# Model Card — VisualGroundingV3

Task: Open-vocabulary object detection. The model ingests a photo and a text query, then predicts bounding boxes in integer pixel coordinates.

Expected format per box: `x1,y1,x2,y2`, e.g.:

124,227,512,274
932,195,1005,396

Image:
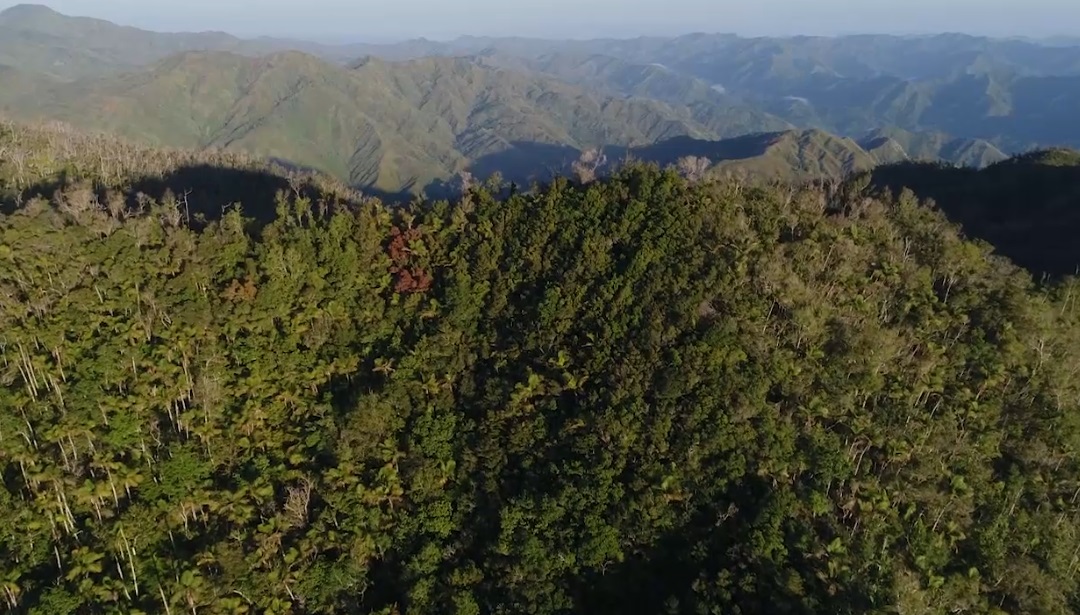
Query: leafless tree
284,478,313,529
572,148,607,183
455,170,475,193
676,156,712,183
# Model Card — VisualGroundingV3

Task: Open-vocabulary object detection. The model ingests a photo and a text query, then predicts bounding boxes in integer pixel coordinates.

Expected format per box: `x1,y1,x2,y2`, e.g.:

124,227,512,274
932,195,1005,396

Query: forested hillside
2,120,1080,614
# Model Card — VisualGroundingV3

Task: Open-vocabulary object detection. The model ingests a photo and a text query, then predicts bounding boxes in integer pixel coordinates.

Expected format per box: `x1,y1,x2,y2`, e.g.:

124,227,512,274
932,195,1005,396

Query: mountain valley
3,4,1079,193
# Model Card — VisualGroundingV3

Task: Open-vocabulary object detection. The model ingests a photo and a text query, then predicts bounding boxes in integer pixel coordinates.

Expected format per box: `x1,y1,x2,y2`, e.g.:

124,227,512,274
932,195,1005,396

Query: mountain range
0,50,797,193
1,4,1079,193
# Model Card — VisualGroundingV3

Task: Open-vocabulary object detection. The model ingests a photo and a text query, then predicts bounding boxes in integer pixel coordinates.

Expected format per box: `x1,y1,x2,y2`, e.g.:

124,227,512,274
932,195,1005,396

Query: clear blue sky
4,0,1079,41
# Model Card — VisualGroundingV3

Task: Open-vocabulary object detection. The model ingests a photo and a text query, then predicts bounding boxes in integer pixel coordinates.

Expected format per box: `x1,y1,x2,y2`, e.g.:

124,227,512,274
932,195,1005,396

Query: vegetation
0,119,362,222
4,5,1080,198
0,3,374,80
2,119,1080,615
0,53,907,195
868,151,1080,278
858,127,1007,168
0,50,792,195
2,9,1080,613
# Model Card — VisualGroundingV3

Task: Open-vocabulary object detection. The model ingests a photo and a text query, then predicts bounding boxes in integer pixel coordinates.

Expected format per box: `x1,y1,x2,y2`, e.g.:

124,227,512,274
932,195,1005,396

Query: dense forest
1,120,1080,614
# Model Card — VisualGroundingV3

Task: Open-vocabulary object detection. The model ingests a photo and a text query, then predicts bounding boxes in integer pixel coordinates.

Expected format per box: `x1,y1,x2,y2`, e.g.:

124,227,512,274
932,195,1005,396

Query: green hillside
473,51,793,137
625,129,887,183
2,120,1080,613
859,127,1008,168
0,51,796,194
346,55,722,153
0,4,268,79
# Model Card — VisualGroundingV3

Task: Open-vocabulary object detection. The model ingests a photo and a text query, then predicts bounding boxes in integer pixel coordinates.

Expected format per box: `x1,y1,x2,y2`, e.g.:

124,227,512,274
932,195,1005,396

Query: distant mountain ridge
0,49,793,193
393,32,1080,153
0,4,1075,192
0,4,264,78
0,3,404,79
1,43,1011,194
857,127,1007,167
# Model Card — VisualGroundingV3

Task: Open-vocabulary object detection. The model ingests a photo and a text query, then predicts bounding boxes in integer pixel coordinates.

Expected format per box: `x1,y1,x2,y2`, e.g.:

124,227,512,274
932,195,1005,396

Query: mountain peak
0,3,61,23
1,3,58,14
254,49,332,72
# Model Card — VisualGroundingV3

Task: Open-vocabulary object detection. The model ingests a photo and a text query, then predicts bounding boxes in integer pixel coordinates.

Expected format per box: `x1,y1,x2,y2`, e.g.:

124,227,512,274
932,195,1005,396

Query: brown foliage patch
388,225,433,294
222,279,258,302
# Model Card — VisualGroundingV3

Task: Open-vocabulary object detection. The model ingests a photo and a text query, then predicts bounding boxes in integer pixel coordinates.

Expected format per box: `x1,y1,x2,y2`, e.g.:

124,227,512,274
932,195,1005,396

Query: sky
4,0,1080,42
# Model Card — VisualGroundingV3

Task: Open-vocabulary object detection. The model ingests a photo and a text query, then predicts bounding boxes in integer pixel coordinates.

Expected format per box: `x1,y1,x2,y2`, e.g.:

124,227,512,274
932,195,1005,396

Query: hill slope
449,32,1080,153
622,129,876,181
0,4,274,78
2,128,1080,613
0,3,413,79
0,118,362,220
0,51,799,193
472,51,792,137
868,149,1080,276
858,127,1008,167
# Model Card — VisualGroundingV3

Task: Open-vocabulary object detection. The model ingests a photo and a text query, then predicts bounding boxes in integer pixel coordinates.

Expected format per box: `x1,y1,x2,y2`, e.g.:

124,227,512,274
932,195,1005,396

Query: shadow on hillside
443,134,784,196
565,478,844,613
266,157,418,205
627,132,782,167
130,165,316,223
867,157,1080,278
5,164,362,223
359,185,421,205
464,141,582,188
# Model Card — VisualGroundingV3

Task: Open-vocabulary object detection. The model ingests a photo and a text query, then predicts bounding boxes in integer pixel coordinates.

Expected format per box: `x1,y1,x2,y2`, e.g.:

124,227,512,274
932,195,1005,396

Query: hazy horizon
1,0,1079,43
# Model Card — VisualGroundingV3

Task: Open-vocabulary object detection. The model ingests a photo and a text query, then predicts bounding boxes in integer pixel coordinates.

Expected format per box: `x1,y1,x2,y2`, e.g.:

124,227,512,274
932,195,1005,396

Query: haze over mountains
2,3,1080,193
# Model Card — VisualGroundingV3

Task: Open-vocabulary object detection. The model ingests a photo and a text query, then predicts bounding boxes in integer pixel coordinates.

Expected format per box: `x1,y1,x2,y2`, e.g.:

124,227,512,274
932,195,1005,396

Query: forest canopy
1,121,1080,614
